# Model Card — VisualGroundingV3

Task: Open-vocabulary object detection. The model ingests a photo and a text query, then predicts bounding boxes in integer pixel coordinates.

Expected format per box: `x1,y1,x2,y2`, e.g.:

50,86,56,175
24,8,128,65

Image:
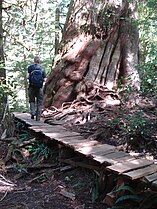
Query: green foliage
65,175,73,181
147,0,157,9
72,182,85,190
108,185,157,209
15,126,51,161
139,63,157,98
0,76,17,116
3,0,70,111
107,108,150,148
108,185,141,209
29,142,51,160
17,130,33,142
101,5,115,30
116,76,134,103
123,111,147,137
115,194,141,204
15,121,27,132
91,174,99,203
138,1,157,96
14,164,28,174
114,185,135,194
0,76,16,97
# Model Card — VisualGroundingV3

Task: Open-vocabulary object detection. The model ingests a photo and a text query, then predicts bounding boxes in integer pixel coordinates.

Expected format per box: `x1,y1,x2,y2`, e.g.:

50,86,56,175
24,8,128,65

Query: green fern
114,185,135,194
115,194,141,204
18,130,33,141
91,175,99,203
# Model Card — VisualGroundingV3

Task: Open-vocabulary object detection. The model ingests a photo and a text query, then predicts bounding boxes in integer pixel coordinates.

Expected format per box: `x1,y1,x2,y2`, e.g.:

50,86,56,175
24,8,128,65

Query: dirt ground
0,168,107,209
0,135,108,209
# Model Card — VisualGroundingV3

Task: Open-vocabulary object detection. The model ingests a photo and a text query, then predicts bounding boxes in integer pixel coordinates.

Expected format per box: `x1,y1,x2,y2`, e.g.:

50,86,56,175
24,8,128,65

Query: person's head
34,56,40,64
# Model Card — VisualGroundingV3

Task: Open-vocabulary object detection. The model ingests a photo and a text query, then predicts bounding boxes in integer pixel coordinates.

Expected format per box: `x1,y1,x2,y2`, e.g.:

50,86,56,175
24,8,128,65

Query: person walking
28,56,46,121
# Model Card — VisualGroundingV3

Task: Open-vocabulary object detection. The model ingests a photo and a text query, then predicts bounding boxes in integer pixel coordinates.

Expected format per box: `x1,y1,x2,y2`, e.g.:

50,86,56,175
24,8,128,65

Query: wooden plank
29,126,80,138
29,125,66,132
107,159,154,174
123,164,157,180
20,120,45,126
93,155,120,165
71,140,99,148
92,151,133,164
13,112,30,118
76,144,115,155
14,112,46,126
57,136,91,145
45,120,64,125
152,179,157,187
101,151,130,159
57,135,86,143
56,136,101,151
45,131,80,137
144,172,157,182
43,131,81,140
30,125,63,129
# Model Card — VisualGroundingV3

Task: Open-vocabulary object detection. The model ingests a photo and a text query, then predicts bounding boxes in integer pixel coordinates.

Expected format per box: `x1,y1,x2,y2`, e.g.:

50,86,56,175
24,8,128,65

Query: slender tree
44,0,140,108
0,0,7,119
54,4,60,55
3,0,62,110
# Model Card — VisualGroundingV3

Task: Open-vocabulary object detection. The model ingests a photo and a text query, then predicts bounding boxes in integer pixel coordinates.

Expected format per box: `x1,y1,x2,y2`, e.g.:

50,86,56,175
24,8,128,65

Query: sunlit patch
108,0,122,8
0,175,16,193
106,81,114,90
0,185,15,193
127,52,134,63
79,141,98,147
64,34,92,62
77,146,93,155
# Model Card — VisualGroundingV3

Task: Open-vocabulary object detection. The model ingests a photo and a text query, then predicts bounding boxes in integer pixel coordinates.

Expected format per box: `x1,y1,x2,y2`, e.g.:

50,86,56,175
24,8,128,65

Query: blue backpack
30,64,44,88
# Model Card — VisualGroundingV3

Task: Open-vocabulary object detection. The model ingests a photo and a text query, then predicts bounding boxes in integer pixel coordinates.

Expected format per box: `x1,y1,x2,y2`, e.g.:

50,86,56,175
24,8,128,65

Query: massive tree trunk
44,0,140,108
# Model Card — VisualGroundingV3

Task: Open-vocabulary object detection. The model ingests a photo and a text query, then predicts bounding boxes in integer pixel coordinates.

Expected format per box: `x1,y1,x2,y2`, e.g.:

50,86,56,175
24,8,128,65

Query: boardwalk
14,112,157,190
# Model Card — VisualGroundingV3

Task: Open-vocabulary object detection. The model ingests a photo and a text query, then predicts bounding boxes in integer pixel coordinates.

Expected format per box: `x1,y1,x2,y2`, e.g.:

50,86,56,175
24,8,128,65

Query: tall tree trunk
0,0,7,119
54,5,60,55
44,0,140,108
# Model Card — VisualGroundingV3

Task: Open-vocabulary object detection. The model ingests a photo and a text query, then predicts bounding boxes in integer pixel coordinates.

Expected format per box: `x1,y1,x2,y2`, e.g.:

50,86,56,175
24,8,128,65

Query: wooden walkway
13,112,157,189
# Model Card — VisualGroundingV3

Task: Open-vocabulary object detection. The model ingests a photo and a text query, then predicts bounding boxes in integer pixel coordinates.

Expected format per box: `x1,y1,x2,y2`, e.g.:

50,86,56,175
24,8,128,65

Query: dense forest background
0,1,157,208
0,0,157,116
0,0,69,117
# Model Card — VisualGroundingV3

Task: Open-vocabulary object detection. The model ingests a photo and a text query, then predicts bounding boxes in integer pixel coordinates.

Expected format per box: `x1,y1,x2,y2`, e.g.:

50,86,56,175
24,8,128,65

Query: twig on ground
0,191,8,202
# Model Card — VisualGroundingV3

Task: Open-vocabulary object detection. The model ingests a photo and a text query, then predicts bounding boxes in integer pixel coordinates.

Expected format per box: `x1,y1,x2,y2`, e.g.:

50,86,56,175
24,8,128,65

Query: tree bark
44,0,140,108
0,0,7,119
54,5,60,55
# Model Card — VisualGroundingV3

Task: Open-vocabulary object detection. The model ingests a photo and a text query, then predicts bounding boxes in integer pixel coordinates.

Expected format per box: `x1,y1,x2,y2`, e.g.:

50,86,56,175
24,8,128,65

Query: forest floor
0,94,157,209
0,135,107,209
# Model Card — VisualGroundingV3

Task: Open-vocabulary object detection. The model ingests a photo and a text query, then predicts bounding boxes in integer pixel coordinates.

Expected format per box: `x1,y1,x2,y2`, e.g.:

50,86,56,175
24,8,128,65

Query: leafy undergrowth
0,127,107,209
61,96,157,161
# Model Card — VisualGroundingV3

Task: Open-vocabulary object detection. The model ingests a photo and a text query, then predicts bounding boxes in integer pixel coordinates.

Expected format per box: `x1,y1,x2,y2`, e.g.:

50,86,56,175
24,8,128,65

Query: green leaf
115,194,141,204
114,185,135,194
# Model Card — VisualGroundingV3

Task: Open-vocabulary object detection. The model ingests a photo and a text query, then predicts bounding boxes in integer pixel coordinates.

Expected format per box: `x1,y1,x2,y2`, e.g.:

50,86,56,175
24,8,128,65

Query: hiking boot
31,115,35,119
36,115,40,121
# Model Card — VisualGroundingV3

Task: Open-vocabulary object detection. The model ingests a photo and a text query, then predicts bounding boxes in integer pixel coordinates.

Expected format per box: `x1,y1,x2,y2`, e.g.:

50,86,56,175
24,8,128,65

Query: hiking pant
28,86,44,116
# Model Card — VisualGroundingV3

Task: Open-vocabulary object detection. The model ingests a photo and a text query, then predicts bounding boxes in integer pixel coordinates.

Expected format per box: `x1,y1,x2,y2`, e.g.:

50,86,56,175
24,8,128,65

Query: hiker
28,56,46,121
